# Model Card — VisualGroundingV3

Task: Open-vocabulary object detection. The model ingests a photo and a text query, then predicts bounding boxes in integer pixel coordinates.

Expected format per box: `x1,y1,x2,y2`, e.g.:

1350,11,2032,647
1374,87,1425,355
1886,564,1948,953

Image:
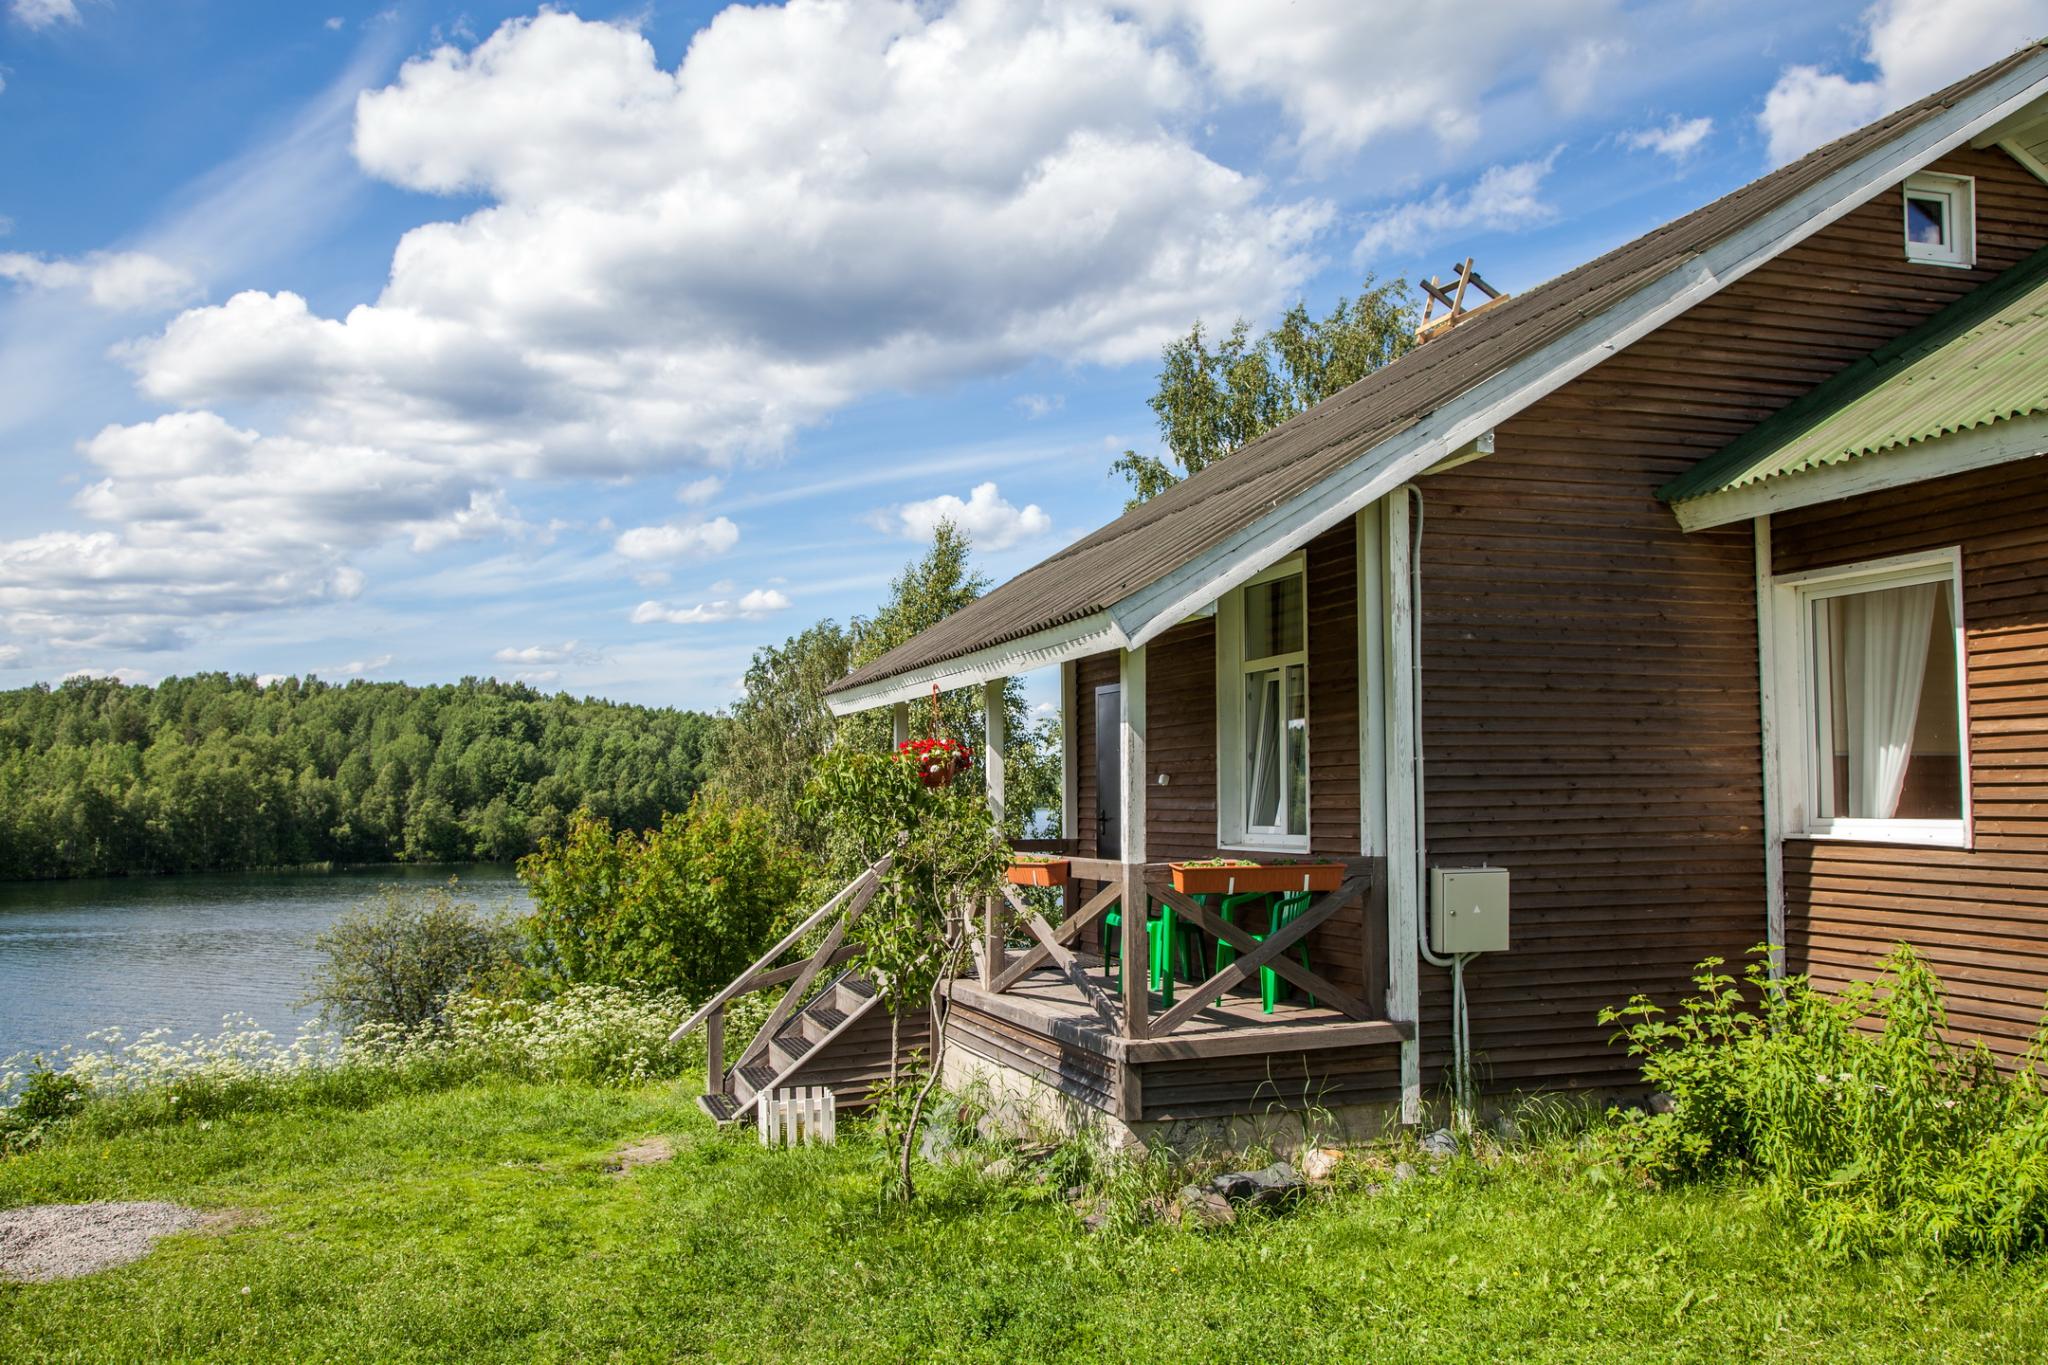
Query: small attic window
1902,173,1974,267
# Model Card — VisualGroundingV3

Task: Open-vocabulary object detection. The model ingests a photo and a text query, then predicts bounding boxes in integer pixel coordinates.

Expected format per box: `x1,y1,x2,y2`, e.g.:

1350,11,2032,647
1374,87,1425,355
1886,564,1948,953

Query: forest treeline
0,674,714,880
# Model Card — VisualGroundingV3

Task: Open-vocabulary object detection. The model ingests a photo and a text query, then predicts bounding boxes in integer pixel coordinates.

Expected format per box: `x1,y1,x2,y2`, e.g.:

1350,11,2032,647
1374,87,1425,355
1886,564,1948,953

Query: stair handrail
669,833,907,1045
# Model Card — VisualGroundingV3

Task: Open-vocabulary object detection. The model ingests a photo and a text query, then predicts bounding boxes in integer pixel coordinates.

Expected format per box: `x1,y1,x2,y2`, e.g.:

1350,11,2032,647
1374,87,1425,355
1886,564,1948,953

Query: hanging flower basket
897,683,974,788
899,736,973,788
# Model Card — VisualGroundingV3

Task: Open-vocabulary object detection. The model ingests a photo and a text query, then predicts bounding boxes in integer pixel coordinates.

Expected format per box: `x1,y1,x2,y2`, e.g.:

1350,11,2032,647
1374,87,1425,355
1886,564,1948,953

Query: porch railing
980,854,1379,1044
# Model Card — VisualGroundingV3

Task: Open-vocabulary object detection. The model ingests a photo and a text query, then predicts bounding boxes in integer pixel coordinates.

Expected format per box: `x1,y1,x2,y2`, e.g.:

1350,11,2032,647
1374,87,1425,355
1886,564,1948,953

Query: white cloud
1013,393,1064,419
0,250,200,311
62,666,150,685
325,16,343,31
630,587,791,625
1127,0,1623,162
513,669,560,686
1621,114,1714,162
1355,152,1561,261
1544,37,1629,114
875,480,1053,551
613,516,740,562
120,6,1319,486
677,475,724,505
0,411,493,656
493,640,582,665
1758,0,2048,166
10,0,80,31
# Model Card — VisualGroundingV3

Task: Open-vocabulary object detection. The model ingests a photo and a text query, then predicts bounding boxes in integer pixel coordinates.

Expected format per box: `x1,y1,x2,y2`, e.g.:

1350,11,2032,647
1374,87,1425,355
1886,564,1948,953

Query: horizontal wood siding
1415,147,2048,1095
1774,457,2048,1062
1138,1044,1401,1123
945,1000,1117,1113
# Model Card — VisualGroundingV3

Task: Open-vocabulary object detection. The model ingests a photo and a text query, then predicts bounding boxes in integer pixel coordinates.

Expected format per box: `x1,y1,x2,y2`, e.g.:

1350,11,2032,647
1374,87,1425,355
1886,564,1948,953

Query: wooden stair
696,969,887,1125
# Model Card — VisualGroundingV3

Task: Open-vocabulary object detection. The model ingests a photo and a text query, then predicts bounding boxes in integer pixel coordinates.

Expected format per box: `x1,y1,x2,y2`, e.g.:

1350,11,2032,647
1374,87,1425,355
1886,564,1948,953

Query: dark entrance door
1094,685,1121,859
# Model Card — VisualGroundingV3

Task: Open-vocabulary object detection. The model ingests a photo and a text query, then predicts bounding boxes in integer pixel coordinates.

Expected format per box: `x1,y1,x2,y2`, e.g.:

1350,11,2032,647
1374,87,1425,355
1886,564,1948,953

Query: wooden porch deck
947,964,1409,1064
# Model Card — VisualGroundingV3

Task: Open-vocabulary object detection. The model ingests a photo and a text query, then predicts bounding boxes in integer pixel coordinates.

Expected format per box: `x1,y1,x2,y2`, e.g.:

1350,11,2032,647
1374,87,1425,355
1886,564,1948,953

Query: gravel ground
0,1202,204,1283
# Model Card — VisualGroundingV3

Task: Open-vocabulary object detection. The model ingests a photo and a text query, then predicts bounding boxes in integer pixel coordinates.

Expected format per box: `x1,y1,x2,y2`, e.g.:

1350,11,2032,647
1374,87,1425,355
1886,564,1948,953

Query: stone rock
981,1157,1016,1182
1393,1161,1419,1183
1300,1147,1344,1182
1420,1128,1460,1160
1648,1092,1678,1116
1208,1161,1305,1209
1364,1182,1386,1197
1063,1186,1085,1203
1172,1190,1237,1228
1080,1210,1109,1235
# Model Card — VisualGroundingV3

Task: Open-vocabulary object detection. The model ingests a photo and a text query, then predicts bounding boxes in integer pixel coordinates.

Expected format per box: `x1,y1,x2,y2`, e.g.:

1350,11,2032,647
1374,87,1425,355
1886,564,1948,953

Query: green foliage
517,797,805,1001
1599,945,2048,1261
0,673,716,879
703,620,855,851
1115,278,1415,507
302,887,524,1031
801,749,1006,1016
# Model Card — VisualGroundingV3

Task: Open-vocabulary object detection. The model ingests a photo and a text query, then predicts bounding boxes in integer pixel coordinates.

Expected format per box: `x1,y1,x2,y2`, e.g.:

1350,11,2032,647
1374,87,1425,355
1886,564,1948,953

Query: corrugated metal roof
1660,243,2048,505
829,43,2048,698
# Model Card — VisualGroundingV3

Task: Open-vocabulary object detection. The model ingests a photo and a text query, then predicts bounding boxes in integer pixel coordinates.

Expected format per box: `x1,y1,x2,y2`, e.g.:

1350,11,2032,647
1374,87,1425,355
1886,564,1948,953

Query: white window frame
1902,173,1975,269
1216,553,1311,852
1767,547,1970,849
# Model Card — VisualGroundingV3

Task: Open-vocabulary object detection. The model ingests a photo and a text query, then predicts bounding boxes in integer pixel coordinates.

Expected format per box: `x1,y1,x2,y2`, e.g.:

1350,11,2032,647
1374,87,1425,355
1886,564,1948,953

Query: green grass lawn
4,1081,2046,1363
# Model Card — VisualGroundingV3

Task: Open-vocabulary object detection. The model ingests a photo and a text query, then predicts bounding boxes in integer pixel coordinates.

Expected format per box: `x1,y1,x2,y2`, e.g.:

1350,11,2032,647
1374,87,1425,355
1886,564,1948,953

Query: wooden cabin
702,44,2048,1144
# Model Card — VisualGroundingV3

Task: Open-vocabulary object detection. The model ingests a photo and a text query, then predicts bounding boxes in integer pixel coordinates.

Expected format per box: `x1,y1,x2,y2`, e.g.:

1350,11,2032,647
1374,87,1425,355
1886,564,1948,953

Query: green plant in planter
801,749,1007,1200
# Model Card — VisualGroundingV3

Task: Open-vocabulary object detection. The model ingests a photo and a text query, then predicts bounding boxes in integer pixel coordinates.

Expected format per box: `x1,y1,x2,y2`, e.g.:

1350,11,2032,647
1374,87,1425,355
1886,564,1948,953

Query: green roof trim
1658,242,2048,506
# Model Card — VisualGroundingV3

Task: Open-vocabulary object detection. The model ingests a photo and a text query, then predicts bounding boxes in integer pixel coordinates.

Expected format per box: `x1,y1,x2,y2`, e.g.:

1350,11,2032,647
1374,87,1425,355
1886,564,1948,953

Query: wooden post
1059,660,1078,843
982,893,1003,989
1118,646,1149,1041
705,1004,725,1096
1383,490,1422,1125
891,701,910,749
982,677,1007,830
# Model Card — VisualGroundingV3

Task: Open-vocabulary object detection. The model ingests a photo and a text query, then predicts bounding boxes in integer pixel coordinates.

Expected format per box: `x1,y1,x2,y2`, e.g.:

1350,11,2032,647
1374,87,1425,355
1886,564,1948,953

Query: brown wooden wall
1415,145,2048,1095
1775,457,2048,1062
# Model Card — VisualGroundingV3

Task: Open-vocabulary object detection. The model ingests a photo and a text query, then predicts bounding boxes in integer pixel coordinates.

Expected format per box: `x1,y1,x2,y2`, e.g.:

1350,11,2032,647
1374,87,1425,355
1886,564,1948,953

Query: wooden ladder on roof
673,838,925,1125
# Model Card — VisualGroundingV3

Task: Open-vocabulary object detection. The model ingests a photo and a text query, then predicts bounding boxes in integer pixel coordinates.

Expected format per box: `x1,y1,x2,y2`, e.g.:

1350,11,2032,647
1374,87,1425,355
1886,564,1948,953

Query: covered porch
950,852,1406,1130
826,495,1433,1133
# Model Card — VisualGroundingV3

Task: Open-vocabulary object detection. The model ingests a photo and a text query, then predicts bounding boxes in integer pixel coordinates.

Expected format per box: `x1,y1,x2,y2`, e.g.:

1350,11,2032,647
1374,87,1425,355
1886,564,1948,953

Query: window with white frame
1773,550,1969,846
1902,173,1974,268
1217,556,1310,849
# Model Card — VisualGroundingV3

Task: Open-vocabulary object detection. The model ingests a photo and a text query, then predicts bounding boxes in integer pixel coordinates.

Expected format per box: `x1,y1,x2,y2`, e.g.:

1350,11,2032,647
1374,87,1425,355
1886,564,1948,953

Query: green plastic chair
1213,890,1318,1014
1104,896,1206,1003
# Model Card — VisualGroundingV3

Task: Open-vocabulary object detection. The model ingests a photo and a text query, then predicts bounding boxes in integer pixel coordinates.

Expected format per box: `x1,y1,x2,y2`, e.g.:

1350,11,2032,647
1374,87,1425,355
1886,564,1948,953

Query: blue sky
1,0,2043,713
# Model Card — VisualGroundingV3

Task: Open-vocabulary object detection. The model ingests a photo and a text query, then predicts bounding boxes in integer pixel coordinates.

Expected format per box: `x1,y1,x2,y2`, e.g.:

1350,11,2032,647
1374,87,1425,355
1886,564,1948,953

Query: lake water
0,866,529,1065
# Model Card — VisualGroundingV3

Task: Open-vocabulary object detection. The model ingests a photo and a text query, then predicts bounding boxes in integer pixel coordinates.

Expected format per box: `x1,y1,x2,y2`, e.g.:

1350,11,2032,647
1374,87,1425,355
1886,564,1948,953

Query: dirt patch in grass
606,1136,675,1176
0,1201,244,1283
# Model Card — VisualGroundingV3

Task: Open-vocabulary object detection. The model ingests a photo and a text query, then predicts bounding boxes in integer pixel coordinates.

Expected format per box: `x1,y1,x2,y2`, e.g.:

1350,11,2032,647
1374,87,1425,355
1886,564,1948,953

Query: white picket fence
757,1086,837,1147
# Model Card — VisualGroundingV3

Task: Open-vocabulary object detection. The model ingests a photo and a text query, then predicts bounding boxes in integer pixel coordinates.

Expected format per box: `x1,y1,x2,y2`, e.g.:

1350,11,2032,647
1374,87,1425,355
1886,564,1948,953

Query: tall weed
1600,945,2048,1261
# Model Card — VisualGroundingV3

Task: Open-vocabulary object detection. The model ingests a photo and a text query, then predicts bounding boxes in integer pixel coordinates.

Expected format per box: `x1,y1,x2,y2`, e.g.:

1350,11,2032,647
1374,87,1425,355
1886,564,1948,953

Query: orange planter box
1169,861,1344,896
1007,858,1070,888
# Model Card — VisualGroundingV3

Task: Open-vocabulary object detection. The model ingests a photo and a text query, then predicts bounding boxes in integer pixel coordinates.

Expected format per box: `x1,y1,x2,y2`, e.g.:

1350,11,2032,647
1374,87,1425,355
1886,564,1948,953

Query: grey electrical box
1430,866,1510,954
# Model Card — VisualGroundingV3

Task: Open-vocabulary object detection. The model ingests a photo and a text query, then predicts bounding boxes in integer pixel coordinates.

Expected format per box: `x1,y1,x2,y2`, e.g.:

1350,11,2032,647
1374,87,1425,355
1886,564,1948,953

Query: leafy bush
517,795,805,1000
303,886,525,1030
1599,945,2048,1261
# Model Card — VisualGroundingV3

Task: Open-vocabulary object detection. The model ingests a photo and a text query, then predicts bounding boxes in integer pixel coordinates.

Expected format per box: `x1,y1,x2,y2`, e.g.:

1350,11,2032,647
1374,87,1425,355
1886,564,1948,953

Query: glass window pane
1906,195,1947,246
1285,663,1308,838
1243,571,1304,659
1244,668,1283,830
1811,582,1959,821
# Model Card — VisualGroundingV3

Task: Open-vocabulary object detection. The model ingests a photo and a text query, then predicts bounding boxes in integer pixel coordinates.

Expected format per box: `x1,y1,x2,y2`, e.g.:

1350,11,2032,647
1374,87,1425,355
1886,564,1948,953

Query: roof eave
825,611,1127,715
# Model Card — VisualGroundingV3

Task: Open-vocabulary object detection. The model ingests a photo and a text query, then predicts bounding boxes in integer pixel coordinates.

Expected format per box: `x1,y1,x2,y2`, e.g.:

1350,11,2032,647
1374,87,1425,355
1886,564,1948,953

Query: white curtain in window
1844,583,1939,819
